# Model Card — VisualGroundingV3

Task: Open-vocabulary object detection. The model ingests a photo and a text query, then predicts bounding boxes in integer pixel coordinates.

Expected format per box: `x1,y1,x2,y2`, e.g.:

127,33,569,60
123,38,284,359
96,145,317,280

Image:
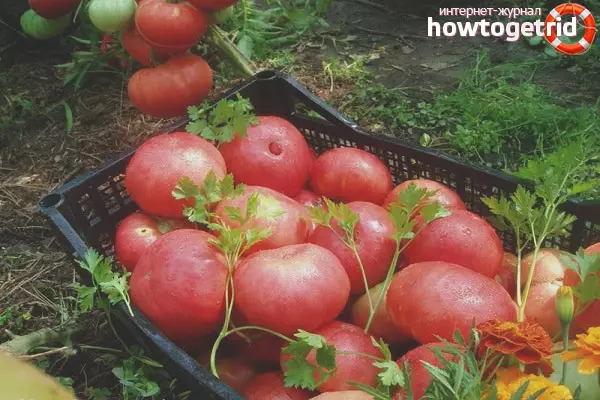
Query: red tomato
392,343,449,400
135,0,208,49
351,282,411,345
311,391,375,400
114,211,195,271
494,252,518,296
219,116,314,198
404,209,503,278
233,244,351,337
567,242,600,331
237,334,286,367
196,355,257,393
127,53,213,118
125,132,226,217
382,179,466,211
309,147,393,205
386,261,518,344
188,0,238,10
280,321,382,392
129,230,228,347
294,189,323,207
524,249,579,337
214,186,310,255
121,24,171,67
243,372,313,400
29,0,81,19
309,201,396,294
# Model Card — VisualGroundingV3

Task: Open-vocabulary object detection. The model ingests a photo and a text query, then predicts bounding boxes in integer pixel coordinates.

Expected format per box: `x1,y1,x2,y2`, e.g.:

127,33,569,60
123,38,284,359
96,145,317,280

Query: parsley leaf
282,330,337,390
186,94,259,144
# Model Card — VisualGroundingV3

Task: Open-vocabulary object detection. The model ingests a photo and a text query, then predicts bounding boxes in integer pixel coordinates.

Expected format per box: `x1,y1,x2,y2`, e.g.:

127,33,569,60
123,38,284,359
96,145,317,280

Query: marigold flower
555,286,575,326
561,326,600,374
476,319,553,376
490,367,573,400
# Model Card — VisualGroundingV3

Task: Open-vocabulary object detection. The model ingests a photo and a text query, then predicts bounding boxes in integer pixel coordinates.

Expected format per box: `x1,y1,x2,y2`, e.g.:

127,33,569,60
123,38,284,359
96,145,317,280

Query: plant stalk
560,324,570,386
205,24,256,78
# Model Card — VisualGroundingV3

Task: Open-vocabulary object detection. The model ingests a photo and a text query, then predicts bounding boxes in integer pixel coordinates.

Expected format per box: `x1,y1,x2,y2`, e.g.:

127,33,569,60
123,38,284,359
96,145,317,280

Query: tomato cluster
106,115,600,399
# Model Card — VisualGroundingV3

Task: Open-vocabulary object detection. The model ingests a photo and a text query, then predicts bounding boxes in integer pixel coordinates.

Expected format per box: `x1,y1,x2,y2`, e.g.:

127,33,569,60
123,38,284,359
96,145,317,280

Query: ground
1,0,599,398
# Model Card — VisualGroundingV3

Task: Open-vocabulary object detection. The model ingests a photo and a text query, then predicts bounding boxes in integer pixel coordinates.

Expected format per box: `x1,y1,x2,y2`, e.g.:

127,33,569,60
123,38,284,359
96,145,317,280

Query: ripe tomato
404,209,503,278
214,186,310,255
114,211,194,271
309,147,393,205
188,0,238,10
127,53,213,118
386,261,518,344
135,0,208,49
124,132,226,218
294,189,325,234
121,24,170,67
233,244,351,337
382,179,466,211
311,391,375,400
351,282,411,345
29,0,81,19
392,343,450,400
243,372,314,400
280,321,382,392
494,252,518,296
218,116,314,198
196,355,257,393
129,229,228,347
309,201,396,294
567,242,600,332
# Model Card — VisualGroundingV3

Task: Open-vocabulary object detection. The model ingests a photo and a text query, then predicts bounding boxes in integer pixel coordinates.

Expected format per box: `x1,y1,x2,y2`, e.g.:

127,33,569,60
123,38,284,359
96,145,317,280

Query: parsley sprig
309,183,450,334
186,94,259,145
72,249,133,317
482,138,598,321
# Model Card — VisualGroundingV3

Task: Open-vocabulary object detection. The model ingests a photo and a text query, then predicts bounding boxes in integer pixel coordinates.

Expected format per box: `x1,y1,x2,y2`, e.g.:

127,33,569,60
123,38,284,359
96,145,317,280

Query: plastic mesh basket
38,70,600,399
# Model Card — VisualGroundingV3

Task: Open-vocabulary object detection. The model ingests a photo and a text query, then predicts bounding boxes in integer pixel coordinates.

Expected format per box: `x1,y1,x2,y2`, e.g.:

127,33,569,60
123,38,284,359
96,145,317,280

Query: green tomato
20,9,71,40
88,0,137,34
549,353,600,399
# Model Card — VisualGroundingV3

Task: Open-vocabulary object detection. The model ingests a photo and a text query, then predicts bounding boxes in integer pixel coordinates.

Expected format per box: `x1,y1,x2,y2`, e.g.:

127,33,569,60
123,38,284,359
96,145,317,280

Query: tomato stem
349,239,374,314
205,24,255,78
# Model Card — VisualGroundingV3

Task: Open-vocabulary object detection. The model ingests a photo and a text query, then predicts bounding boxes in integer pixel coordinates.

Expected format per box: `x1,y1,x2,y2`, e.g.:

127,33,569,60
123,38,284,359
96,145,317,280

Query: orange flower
477,319,553,376
561,326,600,374
490,367,573,400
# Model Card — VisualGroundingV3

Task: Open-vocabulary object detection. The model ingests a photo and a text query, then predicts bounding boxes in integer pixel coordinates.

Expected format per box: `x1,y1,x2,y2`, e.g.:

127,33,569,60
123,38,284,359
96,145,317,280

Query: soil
0,0,596,397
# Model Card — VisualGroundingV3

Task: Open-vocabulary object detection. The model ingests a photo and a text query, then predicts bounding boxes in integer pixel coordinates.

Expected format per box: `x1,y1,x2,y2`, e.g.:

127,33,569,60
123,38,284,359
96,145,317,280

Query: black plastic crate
38,70,600,399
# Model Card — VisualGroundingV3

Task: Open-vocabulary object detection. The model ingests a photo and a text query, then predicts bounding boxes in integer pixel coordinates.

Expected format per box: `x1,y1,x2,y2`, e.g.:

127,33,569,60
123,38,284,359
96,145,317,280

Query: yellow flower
491,367,573,400
561,326,600,374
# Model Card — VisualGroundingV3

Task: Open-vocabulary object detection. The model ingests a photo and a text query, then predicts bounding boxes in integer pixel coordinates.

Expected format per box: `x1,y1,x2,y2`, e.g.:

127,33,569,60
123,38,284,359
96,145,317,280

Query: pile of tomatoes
21,0,237,118
109,114,600,399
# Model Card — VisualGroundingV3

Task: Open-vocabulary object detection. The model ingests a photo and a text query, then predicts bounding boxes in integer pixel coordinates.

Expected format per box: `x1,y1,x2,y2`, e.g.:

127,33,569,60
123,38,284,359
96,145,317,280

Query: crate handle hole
255,70,277,81
40,193,64,209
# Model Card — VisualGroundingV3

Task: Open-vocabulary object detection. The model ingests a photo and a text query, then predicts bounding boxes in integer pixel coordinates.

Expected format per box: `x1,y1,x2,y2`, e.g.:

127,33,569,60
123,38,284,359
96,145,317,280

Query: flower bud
556,285,574,326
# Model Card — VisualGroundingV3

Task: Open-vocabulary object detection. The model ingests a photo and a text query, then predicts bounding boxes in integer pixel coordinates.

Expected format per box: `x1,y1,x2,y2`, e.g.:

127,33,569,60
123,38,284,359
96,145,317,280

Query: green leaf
419,202,451,224
373,360,404,388
308,205,331,227
509,380,531,400
282,331,337,390
73,283,97,313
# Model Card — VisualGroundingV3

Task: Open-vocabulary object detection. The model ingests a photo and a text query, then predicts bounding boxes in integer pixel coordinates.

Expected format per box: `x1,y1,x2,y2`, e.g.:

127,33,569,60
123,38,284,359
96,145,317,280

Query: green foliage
563,250,600,305
282,331,337,390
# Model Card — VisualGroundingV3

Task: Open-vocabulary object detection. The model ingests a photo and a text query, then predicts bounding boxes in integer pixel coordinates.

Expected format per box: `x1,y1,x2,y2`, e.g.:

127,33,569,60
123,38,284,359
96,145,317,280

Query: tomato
196,355,257,393
20,9,71,40
88,0,136,33
135,0,208,50
309,147,393,205
127,54,213,118
29,0,80,19
218,116,314,198
392,343,449,400
121,24,172,67
382,179,466,211
567,242,600,332
404,209,503,278
309,201,396,294
351,282,411,345
233,244,351,337
494,252,518,296
280,321,382,392
129,229,228,347
294,189,325,234
237,334,286,367
124,132,226,217
243,372,314,400
188,0,238,11
214,186,310,255
386,261,518,344
114,212,195,271
524,249,580,337
311,391,375,400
